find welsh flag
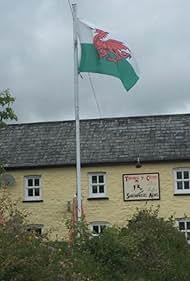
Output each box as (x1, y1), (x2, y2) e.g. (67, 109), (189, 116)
(78, 20), (139, 91)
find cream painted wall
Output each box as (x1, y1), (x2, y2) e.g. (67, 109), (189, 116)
(82, 162), (190, 226)
(3, 167), (76, 240)
(2, 162), (190, 238)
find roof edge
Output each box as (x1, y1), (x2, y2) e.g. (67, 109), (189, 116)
(5, 112), (190, 127)
(4, 158), (190, 170)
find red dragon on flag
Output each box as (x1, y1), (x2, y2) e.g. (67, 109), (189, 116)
(93, 29), (131, 62)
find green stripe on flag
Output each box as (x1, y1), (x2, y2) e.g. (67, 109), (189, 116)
(79, 43), (139, 91)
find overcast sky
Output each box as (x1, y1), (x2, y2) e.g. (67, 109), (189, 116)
(0, 0), (190, 123)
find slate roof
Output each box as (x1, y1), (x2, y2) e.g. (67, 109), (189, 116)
(0, 113), (190, 169)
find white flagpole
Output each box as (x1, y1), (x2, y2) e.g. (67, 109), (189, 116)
(72, 3), (82, 220)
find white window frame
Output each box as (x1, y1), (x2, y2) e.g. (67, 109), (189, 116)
(176, 218), (190, 244)
(24, 176), (42, 201)
(173, 168), (190, 195)
(89, 221), (110, 236)
(88, 173), (107, 198)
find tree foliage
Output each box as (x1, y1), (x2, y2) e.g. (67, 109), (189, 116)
(0, 89), (17, 176)
(0, 192), (190, 281)
(0, 193), (108, 281)
(0, 89), (17, 127)
(82, 209), (190, 281)
(119, 208), (190, 281)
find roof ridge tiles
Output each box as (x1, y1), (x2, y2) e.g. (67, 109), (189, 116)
(5, 112), (190, 127)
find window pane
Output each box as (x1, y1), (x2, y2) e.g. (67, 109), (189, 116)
(99, 185), (104, 193)
(187, 222), (190, 230)
(27, 227), (42, 235)
(92, 225), (99, 234)
(177, 182), (183, 190)
(28, 179), (33, 187)
(92, 176), (97, 183)
(35, 178), (40, 186)
(92, 185), (97, 193)
(28, 189), (33, 197)
(184, 171), (189, 179)
(176, 171), (182, 179)
(35, 228), (42, 235)
(179, 222), (185, 230)
(99, 175), (104, 183)
(184, 181), (190, 189)
(187, 232), (190, 241)
(100, 225), (106, 233)
(35, 188), (40, 196)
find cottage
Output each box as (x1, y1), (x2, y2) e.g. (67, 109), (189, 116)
(0, 113), (190, 240)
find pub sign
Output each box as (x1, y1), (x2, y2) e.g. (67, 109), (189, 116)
(123, 173), (160, 201)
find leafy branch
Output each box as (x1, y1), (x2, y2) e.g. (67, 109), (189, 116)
(0, 89), (17, 127)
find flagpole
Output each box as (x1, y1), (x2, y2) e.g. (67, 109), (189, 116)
(72, 3), (82, 221)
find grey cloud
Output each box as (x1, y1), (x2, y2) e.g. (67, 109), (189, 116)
(0, 0), (190, 122)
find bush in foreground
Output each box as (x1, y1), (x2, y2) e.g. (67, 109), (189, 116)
(83, 209), (190, 281)
(0, 194), (190, 281)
